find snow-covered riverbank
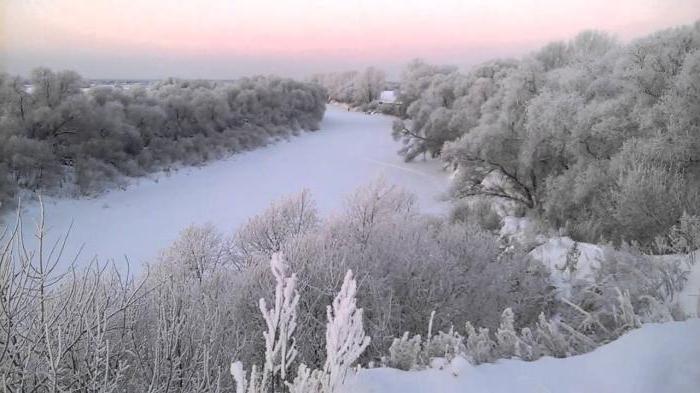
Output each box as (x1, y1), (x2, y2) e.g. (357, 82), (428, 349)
(2, 106), (449, 267)
(341, 319), (700, 393)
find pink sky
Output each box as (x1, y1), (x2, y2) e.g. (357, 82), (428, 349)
(2, 0), (699, 78)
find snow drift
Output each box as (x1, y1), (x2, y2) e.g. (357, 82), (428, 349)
(340, 319), (700, 393)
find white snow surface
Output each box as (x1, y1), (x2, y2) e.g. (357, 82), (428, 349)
(528, 236), (605, 298)
(499, 216), (546, 245)
(528, 236), (700, 316)
(340, 319), (700, 393)
(674, 251), (700, 317)
(2, 106), (449, 268)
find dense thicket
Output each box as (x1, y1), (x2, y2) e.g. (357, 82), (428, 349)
(0, 185), (552, 391)
(393, 22), (700, 247)
(0, 68), (327, 209)
(2, 183), (690, 391)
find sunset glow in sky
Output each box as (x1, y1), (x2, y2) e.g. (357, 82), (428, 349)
(2, 0), (699, 78)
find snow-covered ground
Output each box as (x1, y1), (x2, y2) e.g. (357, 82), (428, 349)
(499, 215), (700, 317)
(341, 319), (700, 393)
(528, 236), (605, 297)
(675, 251), (700, 317)
(2, 106), (449, 268)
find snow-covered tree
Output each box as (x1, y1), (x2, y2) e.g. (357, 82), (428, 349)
(0, 69), (327, 212)
(353, 67), (386, 105)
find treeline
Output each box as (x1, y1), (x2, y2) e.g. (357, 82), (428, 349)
(1, 182), (692, 391)
(393, 22), (700, 248)
(0, 68), (327, 209)
(310, 67), (389, 111)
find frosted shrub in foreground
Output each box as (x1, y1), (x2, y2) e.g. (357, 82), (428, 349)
(231, 254), (299, 393)
(495, 308), (521, 358)
(260, 254), (300, 389)
(464, 322), (497, 363)
(384, 283), (666, 368)
(319, 270), (371, 392)
(387, 313), (466, 371)
(388, 333), (422, 370)
(282, 270), (372, 392)
(0, 206), (145, 391)
(232, 256), (370, 393)
(425, 329), (466, 367)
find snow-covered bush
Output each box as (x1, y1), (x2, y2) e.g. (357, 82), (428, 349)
(387, 327), (465, 371)
(160, 223), (233, 279)
(232, 256), (370, 393)
(464, 322), (496, 364)
(423, 327), (464, 362)
(260, 184), (553, 366)
(558, 243), (688, 346)
(232, 253), (300, 393)
(321, 270), (371, 392)
(0, 208), (145, 391)
(3, 181), (689, 389)
(533, 313), (574, 358)
(259, 254), (300, 389)
(234, 190), (319, 266)
(285, 364), (323, 393)
(449, 198), (502, 231)
(655, 213), (700, 255)
(495, 308), (522, 358)
(388, 333), (422, 370)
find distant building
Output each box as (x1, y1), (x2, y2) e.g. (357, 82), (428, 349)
(377, 90), (402, 114)
(378, 90), (398, 105)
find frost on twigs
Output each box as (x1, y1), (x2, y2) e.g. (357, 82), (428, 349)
(230, 361), (247, 393)
(322, 269), (371, 392)
(231, 253), (299, 393)
(284, 269), (372, 393)
(232, 256), (370, 393)
(388, 332), (422, 370)
(260, 253), (300, 386)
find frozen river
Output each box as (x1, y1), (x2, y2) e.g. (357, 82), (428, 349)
(3, 106), (450, 267)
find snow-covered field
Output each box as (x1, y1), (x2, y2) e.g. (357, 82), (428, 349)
(341, 319), (700, 393)
(1, 106), (449, 268)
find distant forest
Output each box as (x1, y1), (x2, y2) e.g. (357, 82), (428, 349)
(0, 70), (327, 209)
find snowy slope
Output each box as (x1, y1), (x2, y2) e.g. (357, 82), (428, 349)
(528, 236), (605, 298)
(341, 319), (700, 393)
(1, 106), (449, 268)
(528, 237), (700, 317)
